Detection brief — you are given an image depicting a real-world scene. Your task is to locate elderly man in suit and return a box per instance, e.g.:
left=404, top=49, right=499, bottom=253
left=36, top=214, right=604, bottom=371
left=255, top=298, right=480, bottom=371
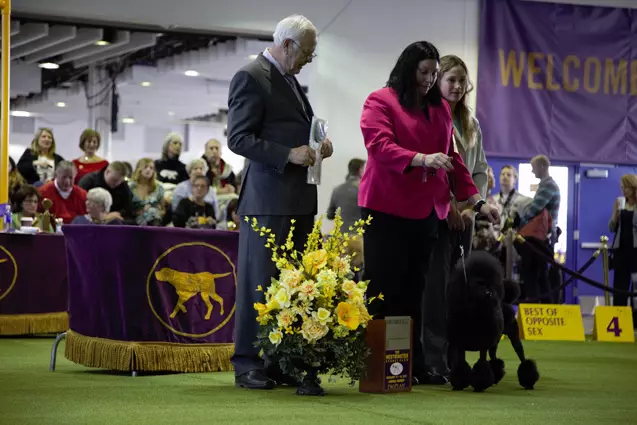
left=227, top=15, right=333, bottom=393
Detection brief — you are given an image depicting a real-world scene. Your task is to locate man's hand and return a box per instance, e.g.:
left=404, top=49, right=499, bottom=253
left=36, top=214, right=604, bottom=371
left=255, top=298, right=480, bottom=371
left=288, top=146, right=316, bottom=166
left=320, top=138, right=333, bottom=159
left=479, top=203, right=500, bottom=224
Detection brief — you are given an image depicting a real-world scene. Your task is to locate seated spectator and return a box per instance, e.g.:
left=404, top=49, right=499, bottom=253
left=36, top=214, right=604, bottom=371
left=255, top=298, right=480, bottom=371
left=72, top=129, right=109, bottom=184
left=172, top=158, right=218, bottom=217
left=173, top=176, right=217, bottom=229
left=11, top=185, right=53, bottom=232
left=38, top=161, right=87, bottom=224
left=17, top=128, right=65, bottom=185
left=203, top=138, right=236, bottom=194
left=78, top=161, right=134, bottom=224
left=9, top=156, right=25, bottom=206
left=129, top=158, right=164, bottom=226
left=155, top=132, right=188, bottom=187
left=72, top=188, right=124, bottom=225
left=217, top=198, right=240, bottom=231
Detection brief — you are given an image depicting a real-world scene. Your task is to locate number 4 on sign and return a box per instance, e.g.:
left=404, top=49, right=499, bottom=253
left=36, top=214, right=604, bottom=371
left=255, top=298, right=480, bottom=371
left=593, top=306, right=635, bottom=342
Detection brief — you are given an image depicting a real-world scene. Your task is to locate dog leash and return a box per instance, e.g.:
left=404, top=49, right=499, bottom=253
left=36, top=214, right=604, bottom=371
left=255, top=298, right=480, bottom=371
left=460, top=245, right=468, bottom=284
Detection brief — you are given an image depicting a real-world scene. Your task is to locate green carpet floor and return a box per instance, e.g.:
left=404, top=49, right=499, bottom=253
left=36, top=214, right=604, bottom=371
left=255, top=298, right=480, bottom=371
left=0, top=337, right=635, bottom=425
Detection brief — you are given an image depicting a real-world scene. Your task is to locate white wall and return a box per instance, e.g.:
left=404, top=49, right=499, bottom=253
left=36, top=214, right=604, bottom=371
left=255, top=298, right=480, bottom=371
left=8, top=118, right=245, bottom=175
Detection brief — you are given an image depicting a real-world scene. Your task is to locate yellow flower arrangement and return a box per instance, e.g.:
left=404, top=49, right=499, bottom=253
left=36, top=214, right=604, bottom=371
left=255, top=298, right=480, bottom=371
left=247, top=208, right=381, bottom=382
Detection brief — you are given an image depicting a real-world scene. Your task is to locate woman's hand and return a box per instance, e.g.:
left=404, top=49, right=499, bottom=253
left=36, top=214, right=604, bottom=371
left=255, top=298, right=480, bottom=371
left=448, top=203, right=465, bottom=232
left=479, top=203, right=500, bottom=224
left=424, top=153, right=453, bottom=171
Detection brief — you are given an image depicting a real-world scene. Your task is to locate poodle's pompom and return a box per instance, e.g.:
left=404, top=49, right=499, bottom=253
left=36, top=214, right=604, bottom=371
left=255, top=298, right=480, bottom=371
left=503, top=279, right=521, bottom=304
left=450, top=360, right=472, bottom=391
left=471, top=359, right=495, bottom=393
left=517, top=359, right=540, bottom=390
left=489, top=358, right=506, bottom=384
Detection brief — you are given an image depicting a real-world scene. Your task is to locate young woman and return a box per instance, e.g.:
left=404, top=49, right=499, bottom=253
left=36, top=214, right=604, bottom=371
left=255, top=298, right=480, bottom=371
left=608, top=174, right=637, bottom=308
left=17, top=128, right=65, bottom=185
left=128, top=158, right=165, bottom=226
left=72, top=129, right=109, bottom=184
left=359, top=41, right=499, bottom=386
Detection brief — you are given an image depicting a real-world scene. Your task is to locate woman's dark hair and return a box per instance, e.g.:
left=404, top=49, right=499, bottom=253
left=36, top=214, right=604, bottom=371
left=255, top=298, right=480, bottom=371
left=12, top=184, right=41, bottom=213
left=386, top=41, right=442, bottom=118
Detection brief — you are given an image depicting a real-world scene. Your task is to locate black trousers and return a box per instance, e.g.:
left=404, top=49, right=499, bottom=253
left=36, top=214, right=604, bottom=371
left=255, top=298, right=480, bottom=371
left=613, top=249, right=636, bottom=308
left=516, top=237, right=553, bottom=303
left=362, top=207, right=438, bottom=377
left=231, top=214, right=314, bottom=376
left=422, top=220, right=473, bottom=373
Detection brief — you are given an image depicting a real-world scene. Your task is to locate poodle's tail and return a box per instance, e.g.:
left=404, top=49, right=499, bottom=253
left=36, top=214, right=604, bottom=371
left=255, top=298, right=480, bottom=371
left=503, top=278, right=521, bottom=304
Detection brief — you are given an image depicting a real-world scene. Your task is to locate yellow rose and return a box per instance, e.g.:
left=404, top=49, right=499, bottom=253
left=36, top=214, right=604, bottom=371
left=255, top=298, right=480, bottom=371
left=335, top=302, right=361, bottom=331
left=317, top=269, right=337, bottom=287
left=268, top=329, right=283, bottom=345
left=300, top=319, right=329, bottom=342
left=274, top=288, right=291, bottom=308
left=280, top=268, right=303, bottom=290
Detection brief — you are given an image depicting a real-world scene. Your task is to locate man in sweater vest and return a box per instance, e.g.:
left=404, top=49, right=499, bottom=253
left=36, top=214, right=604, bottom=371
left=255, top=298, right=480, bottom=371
left=38, top=161, right=87, bottom=223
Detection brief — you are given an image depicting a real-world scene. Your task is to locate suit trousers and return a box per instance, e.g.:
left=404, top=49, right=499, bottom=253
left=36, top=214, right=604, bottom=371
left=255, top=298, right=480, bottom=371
left=361, top=207, right=438, bottom=378
left=231, top=214, right=314, bottom=376
left=422, top=220, right=473, bottom=373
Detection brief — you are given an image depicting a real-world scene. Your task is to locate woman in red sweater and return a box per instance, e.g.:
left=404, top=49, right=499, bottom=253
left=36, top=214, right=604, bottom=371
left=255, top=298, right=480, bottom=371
left=72, top=129, right=109, bottom=184
left=359, top=41, right=499, bottom=385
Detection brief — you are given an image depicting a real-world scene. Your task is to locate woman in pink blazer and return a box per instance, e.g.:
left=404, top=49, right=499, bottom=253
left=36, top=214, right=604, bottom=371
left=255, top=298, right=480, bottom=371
left=359, top=41, right=499, bottom=385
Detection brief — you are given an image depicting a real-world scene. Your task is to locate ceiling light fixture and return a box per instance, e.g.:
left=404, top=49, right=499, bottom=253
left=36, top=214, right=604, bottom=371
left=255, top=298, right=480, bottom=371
left=140, top=81, right=151, bottom=87
left=184, top=70, right=199, bottom=77
left=122, top=117, right=136, bottom=124
left=10, top=111, right=31, bottom=117
left=39, top=62, right=59, bottom=70
left=168, top=111, right=175, bottom=116
left=95, top=40, right=110, bottom=46
left=56, top=102, right=66, bottom=108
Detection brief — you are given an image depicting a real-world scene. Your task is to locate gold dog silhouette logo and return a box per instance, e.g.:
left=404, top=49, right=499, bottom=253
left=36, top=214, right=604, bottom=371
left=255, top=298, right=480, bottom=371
left=146, top=242, right=237, bottom=338
left=154, top=268, right=230, bottom=320
left=0, top=245, right=18, bottom=302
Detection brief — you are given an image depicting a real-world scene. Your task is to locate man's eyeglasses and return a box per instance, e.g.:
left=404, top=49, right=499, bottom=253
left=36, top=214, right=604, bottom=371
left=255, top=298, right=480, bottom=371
left=291, top=40, right=316, bottom=60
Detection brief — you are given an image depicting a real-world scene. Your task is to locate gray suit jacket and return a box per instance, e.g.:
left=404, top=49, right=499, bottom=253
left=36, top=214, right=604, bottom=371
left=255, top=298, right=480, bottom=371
left=227, top=54, right=317, bottom=216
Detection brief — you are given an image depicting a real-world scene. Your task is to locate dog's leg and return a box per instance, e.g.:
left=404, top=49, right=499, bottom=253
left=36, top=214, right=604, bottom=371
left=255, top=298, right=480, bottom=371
left=507, top=320, right=540, bottom=390
left=488, top=344, right=505, bottom=384
left=471, top=350, right=495, bottom=393
left=448, top=345, right=471, bottom=391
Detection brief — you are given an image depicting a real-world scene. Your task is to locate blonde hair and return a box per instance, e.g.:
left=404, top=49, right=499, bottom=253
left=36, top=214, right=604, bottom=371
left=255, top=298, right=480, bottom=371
left=501, top=164, right=519, bottom=180
left=132, top=158, right=158, bottom=192
left=30, top=128, right=56, bottom=158
left=439, top=55, right=476, bottom=148
left=621, top=174, right=637, bottom=202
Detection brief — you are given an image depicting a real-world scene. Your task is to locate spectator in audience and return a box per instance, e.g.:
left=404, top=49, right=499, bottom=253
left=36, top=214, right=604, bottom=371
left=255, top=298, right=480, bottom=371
left=608, top=174, right=637, bottom=308
left=218, top=198, right=240, bottom=231
left=155, top=132, right=189, bottom=186
left=203, top=138, right=236, bottom=194
left=171, top=158, right=218, bottom=217
left=11, top=185, right=52, bottom=232
left=173, top=176, right=217, bottom=229
left=17, top=128, right=65, bottom=185
left=327, top=158, right=365, bottom=232
left=38, top=161, right=87, bottom=224
left=9, top=156, right=25, bottom=205
left=78, top=161, right=134, bottom=223
left=473, top=166, right=500, bottom=252
left=494, top=165, right=531, bottom=231
left=129, top=158, right=164, bottom=226
left=72, top=188, right=124, bottom=225
left=72, top=129, right=109, bottom=184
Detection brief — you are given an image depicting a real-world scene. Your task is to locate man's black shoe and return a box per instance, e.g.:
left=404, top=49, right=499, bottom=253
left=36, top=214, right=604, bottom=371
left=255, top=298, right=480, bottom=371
left=235, top=370, right=276, bottom=389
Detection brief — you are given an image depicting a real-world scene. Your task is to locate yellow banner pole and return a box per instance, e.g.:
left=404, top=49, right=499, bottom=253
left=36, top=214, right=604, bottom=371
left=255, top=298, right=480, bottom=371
left=0, top=0, right=11, bottom=207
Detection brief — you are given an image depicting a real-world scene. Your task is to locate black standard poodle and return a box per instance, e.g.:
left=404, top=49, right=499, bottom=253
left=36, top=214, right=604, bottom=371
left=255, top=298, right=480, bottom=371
left=447, top=250, right=540, bottom=392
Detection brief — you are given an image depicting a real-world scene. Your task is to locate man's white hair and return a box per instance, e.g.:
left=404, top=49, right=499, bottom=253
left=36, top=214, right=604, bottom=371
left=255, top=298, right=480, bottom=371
left=273, top=14, right=317, bottom=46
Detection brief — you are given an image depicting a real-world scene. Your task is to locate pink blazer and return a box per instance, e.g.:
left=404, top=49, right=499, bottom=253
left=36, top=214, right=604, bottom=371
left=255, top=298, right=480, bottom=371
left=358, top=87, right=478, bottom=220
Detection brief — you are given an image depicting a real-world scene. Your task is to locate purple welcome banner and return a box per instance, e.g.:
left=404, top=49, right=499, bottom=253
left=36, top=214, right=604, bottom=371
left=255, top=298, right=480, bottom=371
left=64, top=225, right=238, bottom=344
left=477, top=0, right=637, bottom=164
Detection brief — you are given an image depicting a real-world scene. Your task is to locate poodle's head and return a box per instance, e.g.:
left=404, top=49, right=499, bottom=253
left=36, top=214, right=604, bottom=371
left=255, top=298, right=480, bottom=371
left=453, top=251, right=505, bottom=306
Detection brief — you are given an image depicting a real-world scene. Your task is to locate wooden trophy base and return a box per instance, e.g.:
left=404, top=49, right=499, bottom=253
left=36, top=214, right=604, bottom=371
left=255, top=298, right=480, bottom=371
left=359, top=316, right=413, bottom=393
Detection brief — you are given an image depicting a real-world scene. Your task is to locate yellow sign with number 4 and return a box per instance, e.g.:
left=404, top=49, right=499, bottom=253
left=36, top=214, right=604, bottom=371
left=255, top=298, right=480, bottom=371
left=593, top=306, right=635, bottom=343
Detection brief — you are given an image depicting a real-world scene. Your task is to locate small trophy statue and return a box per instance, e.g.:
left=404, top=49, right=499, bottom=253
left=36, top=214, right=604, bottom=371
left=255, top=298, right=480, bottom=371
left=41, top=199, right=56, bottom=233
left=307, top=117, right=328, bottom=185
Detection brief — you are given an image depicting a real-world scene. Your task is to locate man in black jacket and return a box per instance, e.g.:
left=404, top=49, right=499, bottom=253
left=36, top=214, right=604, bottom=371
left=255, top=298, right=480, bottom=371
left=78, top=161, right=134, bottom=224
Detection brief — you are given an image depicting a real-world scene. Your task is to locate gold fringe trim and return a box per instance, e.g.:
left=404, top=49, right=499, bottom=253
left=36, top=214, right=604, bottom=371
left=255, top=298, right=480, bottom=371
left=64, top=330, right=235, bottom=373
left=0, top=312, right=69, bottom=336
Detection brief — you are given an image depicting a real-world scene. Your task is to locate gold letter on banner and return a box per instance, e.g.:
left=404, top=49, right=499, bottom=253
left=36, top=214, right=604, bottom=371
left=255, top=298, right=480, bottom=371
left=593, top=306, right=635, bottom=343
left=563, top=55, right=580, bottom=92
left=517, top=304, right=585, bottom=341
left=527, top=52, right=544, bottom=90
left=499, top=49, right=525, bottom=88
left=604, top=59, right=627, bottom=95
left=546, top=54, right=561, bottom=91
left=583, top=57, right=602, bottom=94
